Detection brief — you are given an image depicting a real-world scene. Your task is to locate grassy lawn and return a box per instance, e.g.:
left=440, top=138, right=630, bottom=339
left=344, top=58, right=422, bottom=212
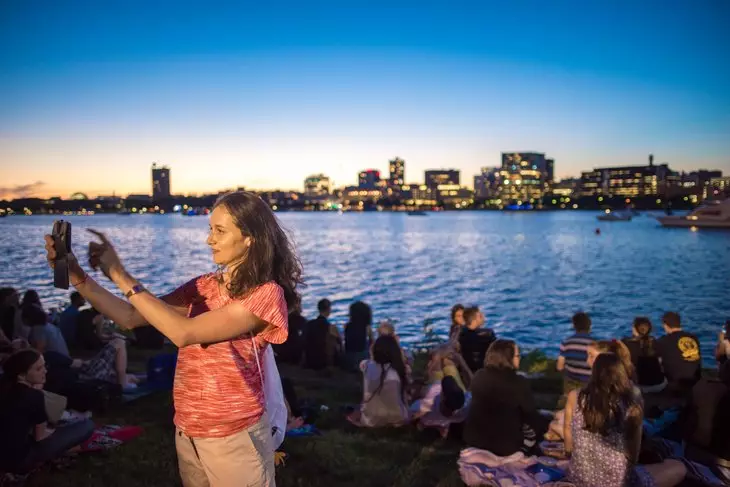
left=26, top=349, right=563, bottom=487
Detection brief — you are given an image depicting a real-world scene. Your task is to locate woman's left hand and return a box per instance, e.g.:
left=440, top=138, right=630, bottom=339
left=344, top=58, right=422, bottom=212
left=87, top=229, right=125, bottom=280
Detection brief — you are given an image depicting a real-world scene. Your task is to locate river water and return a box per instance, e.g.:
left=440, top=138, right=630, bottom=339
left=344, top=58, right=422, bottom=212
left=1, top=211, right=727, bottom=364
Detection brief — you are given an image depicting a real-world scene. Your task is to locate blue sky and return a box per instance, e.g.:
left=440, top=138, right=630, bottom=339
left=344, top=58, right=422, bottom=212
left=1, top=1, right=729, bottom=197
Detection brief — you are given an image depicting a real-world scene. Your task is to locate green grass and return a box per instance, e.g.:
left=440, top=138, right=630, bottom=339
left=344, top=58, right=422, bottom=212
left=26, top=350, right=563, bottom=487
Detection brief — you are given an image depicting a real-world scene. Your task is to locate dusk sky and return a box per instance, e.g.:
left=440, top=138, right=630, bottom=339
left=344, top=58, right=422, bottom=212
left=1, top=1, right=729, bottom=199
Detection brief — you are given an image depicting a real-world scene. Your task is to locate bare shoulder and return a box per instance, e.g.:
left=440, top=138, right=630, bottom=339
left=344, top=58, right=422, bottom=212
left=566, top=388, right=579, bottom=407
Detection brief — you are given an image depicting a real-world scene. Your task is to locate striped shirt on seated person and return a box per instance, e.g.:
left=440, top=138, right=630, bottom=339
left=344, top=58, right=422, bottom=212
left=557, top=312, right=596, bottom=394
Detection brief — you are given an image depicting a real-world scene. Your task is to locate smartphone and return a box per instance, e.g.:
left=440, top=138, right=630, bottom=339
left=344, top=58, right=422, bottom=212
left=51, top=220, right=72, bottom=289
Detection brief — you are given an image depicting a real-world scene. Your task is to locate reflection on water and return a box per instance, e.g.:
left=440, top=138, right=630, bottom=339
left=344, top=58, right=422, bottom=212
left=1, top=212, right=728, bottom=364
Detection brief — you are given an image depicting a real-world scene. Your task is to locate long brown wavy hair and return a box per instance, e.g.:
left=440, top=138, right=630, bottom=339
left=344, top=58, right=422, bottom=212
left=214, top=191, right=303, bottom=310
left=484, top=339, right=517, bottom=370
left=593, top=339, right=636, bottom=382
left=579, top=353, right=641, bottom=436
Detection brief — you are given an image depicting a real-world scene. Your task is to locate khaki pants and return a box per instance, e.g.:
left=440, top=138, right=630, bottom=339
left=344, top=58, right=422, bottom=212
left=175, top=415, right=275, bottom=487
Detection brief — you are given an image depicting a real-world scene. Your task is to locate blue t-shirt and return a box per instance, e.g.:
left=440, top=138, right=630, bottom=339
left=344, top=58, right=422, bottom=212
left=58, top=305, right=81, bottom=346
left=559, top=332, right=595, bottom=383
left=29, top=323, right=70, bottom=357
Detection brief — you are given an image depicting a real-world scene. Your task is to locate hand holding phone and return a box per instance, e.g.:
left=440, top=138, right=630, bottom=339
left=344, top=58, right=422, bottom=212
left=51, top=220, right=72, bottom=289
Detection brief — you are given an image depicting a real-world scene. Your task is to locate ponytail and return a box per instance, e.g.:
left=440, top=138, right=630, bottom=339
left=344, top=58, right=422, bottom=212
left=632, top=317, right=654, bottom=356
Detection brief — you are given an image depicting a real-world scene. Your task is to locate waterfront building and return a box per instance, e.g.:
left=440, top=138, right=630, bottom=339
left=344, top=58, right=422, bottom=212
left=388, top=157, right=405, bottom=187
left=499, top=152, right=551, bottom=206
left=152, top=162, right=171, bottom=201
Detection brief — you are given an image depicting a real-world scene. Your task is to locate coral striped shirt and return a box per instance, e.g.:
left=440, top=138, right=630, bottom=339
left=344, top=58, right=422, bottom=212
left=163, top=273, right=288, bottom=438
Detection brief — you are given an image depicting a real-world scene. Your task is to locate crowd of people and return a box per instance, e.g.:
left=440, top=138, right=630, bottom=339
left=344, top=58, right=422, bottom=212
left=0, top=286, right=144, bottom=477
left=4, top=279, right=729, bottom=486
left=275, top=299, right=730, bottom=487
left=1, top=188, right=728, bottom=487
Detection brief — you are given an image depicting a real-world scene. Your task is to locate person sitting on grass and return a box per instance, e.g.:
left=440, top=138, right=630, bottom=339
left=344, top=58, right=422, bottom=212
left=273, top=298, right=306, bottom=365
left=458, top=306, right=495, bottom=373
left=21, top=289, right=43, bottom=310
left=564, top=353, right=686, bottom=487
left=344, top=300, right=374, bottom=371
left=426, top=343, right=472, bottom=392
left=375, top=320, right=414, bottom=379
left=463, top=339, right=548, bottom=457
left=412, top=349, right=470, bottom=439
left=0, top=287, right=24, bottom=340
left=556, top=312, right=596, bottom=404
left=347, top=335, right=410, bottom=427
left=656, top=311, right=701, bottom=394
left=23, top=302, right=70, bottom=357
left=547, top=339, right=640, bottom=441
left=0, top=349, right=95, bottom=475
left=58, top=291, right=86, bottom=349
left=449, top=304, right=466, bottom=342
left=623, top=317, right=667, bottom=394
left=683, top=360, right=730, bottom=479
left=24, top=304, right=136, bottom=390
left=304, top=298, right=341, bottom=370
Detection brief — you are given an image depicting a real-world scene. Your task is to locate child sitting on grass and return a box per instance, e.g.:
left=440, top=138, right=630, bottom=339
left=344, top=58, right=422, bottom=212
left=347, top=335, right=411, bottom=427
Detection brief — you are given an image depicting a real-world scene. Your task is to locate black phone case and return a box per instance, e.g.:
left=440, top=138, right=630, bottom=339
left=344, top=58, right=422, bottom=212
left=52, top=220, right=72, bottom=289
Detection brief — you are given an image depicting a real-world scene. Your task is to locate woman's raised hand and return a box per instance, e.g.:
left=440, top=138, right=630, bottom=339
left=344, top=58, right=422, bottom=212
left=87, top=229, right=125, bottom=280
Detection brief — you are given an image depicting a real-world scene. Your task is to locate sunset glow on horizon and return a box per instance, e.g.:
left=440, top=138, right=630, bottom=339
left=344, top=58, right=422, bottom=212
left=1, top=2, right=729, bottom=199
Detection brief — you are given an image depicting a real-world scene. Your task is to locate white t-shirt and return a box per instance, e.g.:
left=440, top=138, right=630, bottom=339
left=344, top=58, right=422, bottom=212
left=359, top=359, right=410, bottom=427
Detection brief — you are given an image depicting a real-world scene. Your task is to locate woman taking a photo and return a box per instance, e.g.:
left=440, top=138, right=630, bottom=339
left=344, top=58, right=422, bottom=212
left=44, top=191, right=302, bottom=487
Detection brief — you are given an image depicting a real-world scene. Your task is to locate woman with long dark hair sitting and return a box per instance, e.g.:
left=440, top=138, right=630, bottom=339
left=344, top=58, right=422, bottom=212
left=463, top=339, right=548, bottom=456
left=623, top=317, right=667, bottom=393
left=44, top=191, right=302, bottom=487
left=344, top=300, right=373, bottom=371
left=350, top=335, right=410, bottom=427
left=564, top=353, right=686, bottom=487
left=0, top=349, right=94, bottom=474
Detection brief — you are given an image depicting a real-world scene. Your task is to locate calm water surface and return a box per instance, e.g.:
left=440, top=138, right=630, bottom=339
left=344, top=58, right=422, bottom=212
left=1, top=212, right=728, bottom=364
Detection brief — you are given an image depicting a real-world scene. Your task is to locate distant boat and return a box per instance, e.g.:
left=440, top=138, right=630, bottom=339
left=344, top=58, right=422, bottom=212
left=117, top=209, right=132, bottom=215
left=657, top=199, right=730, bottom=229
left=597, top=209, right=632, bottom=221
left=407, top=210, right=428, bottom=216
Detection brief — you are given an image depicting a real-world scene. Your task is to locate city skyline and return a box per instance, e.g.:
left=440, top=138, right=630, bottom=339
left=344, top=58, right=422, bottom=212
left=1, top=1, right=729, bottom=199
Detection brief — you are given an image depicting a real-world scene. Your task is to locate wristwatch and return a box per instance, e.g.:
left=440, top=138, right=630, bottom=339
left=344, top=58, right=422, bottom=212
left=125, top=284, right=147, bottom=299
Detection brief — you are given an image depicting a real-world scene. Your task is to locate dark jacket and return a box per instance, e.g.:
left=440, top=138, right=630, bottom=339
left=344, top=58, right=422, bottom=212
left=304, top=316, right=331, bottom=370
left=464, top=366, right=548, bottom=456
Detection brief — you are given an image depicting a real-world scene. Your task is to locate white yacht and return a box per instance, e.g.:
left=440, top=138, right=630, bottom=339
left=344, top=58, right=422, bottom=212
left=657, top=199, right=730, bottom=229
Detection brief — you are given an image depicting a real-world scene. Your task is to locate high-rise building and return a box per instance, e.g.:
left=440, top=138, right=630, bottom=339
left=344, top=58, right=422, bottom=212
left=304, top=174, right=331, bottom=196
left=546, top=158, right=555, bottom=185
left=425, top=169, right=460, bottom=189
left=499, top=153, right=551, bottom=205
left=358, top=169, right=381, bottom=189
left=474, top=167, right=500, bottom=199
left=152, top=163, right=171, bottom=201
left=388, top=157, right=405, bottom=187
